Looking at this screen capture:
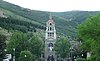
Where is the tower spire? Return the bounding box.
[49,12,52,20]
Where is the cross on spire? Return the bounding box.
[49,12,52,20]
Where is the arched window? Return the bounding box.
[50,27,52,30]
[48,33,50,37]
[48,43,53,47]
[48,27,49,30]
[50,23,52,25]
[47,55,54,61]
[52,33,54,37]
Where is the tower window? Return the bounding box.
[48,43,53,47]
[50,23,52,25]
[48,33,50,37]
[52,33,54,37]
[50,33,52,37]
[50,27,52,30]
[48,27,49,30]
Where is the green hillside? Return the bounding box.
[0,0,99,36]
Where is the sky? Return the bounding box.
[3,0,100,12]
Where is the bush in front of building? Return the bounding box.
[75,58,86,61]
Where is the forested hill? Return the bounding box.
[0,0,99,36]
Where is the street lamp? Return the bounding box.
[13,48,15,61]
[3,49,7,59]
[24,55,27,61]
[4,49,7,52]
[70,47,74,61]
[25,55,27,58]
[82,54,83,57]
[4,49,7,55]
[74,56,76,61]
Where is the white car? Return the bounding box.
[3,59,9,61]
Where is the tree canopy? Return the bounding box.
[18,51,33,61]
[55,36,71,58]
[6,31,44,61]
[77,14,100,61]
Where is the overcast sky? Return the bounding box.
[3,0,100,12]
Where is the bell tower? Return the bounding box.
[45,13,56,61]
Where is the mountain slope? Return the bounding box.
[0,0,99,36]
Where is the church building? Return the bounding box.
[45,14,56,61]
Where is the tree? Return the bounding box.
[54,36,71,59]
[77,14,100,61]
[75,58,86,61]
[6,31,29,61]
[18,51,33,61]
[6,31,44,60]
[29,32,44,59]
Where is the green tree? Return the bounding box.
[76,58,86,61]
[77,14,100,61]
[55,36,71,59]
[6,31,44,60]
[18,51,33,61]
[6,31,29,61]
[0,34,6,60]
[29,32,44,59]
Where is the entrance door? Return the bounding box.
[47,55,55,61]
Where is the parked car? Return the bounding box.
[3,59,9,61]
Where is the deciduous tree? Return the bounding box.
[77,14,100,61]
[55,36,71,59]
[19,51,33,61]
